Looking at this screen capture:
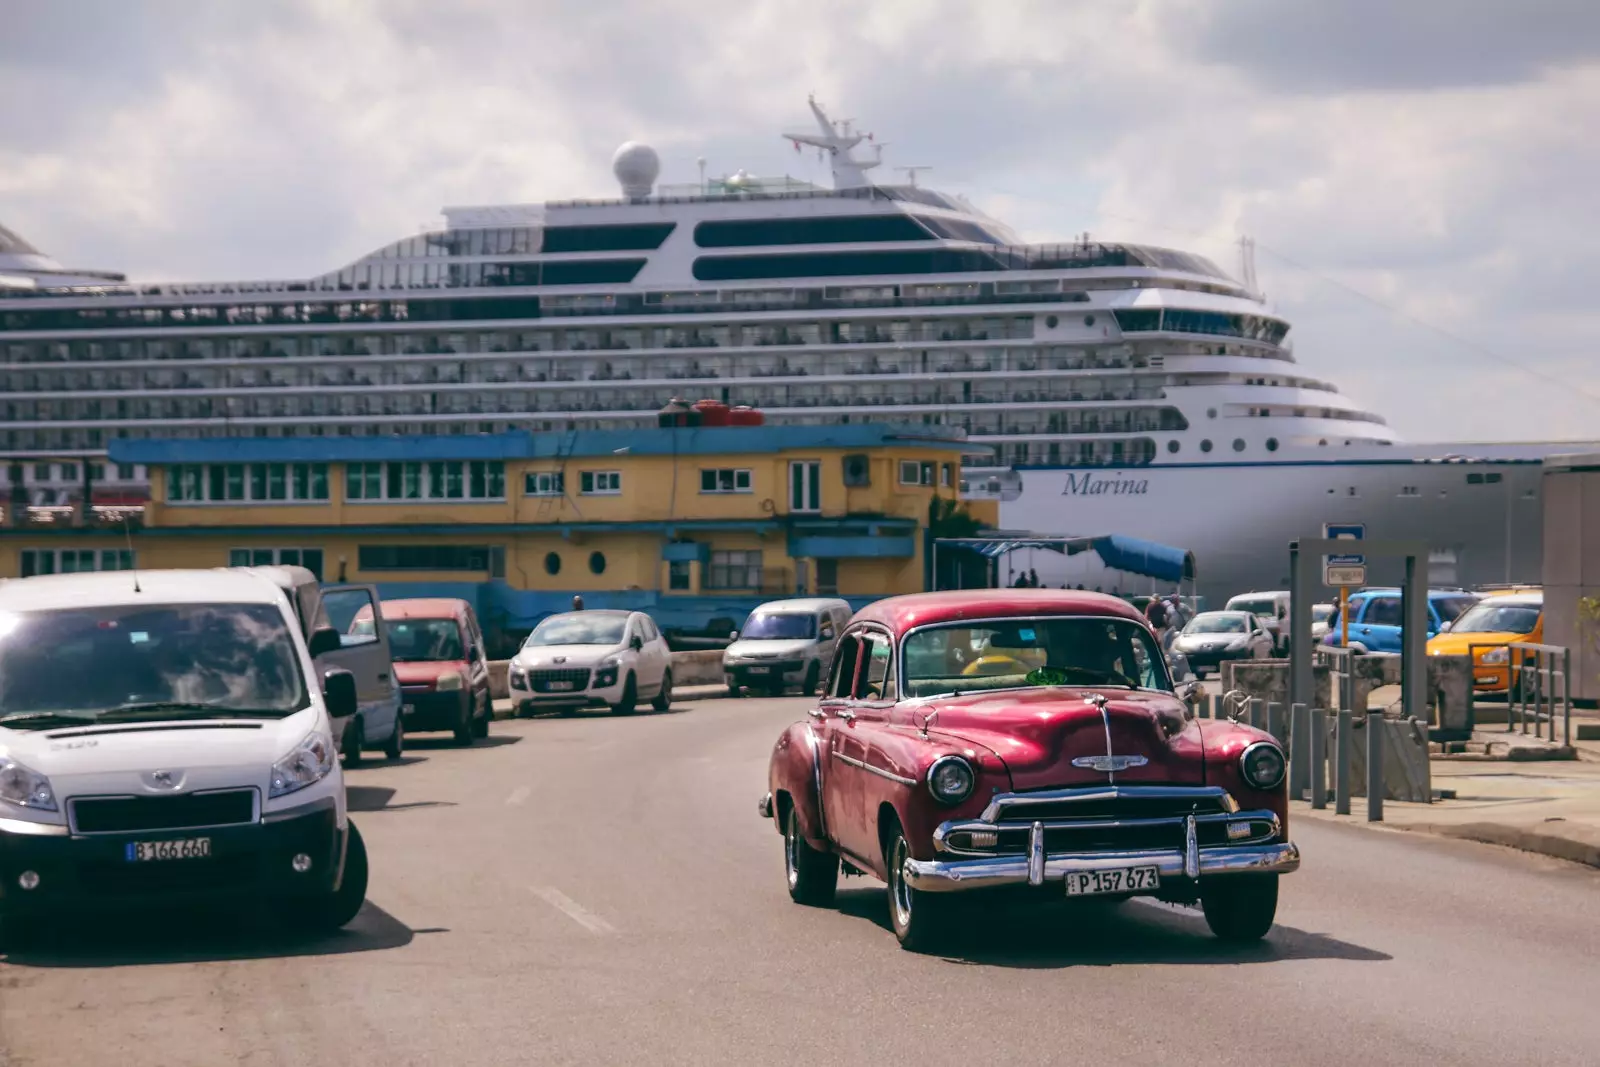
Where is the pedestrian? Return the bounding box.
[1027,568,1039,588]
[1144,594,1170,636]
[572,595,584,611]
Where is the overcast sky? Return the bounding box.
[3,0,1598,443]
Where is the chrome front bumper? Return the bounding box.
[904,839,1300,893]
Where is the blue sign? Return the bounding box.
[1323,523,1365,565]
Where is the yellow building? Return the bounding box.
[0,424,992,638]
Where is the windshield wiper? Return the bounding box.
[96,702,288,723]
[0,711,100,730]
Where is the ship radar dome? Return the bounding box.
[612,142,660,199]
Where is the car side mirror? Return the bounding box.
[308,625,343,659]
[1439,620,1453,633]
[631,635,644,651]
[1174,679,1201,708]
[728,630,739,641]
[467,644,480,662]
[323,668,358,720]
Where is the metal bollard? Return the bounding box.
[1289,702,1309,799]
[1309,708,1327,810]
[1366,711,1384,822]
[1335,709,1352,815]
[1266,701,1282,745]
[1204,692,1216,720]
[1249,697,1264,731]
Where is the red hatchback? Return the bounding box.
[355,598,493,745]
[759,589,1299,951]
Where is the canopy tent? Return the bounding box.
[933,533,1196,585]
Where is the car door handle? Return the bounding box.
[837,710,856,723]
[807,708,826,720]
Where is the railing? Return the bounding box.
[1468,641,1572,747]
[1311,644,1358,713]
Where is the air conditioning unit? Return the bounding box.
[842,454,871,487]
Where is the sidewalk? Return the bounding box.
[490,683,730,719]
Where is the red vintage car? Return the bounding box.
[759,589,1299,950]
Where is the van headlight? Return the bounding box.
[1481,647,1509,664]
[0,758,56,812]
[269,731,336,799]
[435,672,463,692]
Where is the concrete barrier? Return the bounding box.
[488,649,726,700]
[1222,654,1474,738]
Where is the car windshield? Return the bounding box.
[1186,613,1248,634]
[385,618,464,662]
[0,602,307,725]
[902,617,1171,698]
[1228,597,1277,616]
[1313,605,1335,623]
[1435,596,1480,624]
[526,613,627,647]
[741,613,815,640]
[1450,602,1540,635]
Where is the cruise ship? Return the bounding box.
[0,99,1584,602]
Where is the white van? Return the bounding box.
[1224,590,1292,654]
[0,569,367,937]
[723,597,853,696]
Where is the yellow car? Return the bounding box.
[1427,592,1543,692]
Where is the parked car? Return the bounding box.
[1428,592,1544,694]
[1322,588,1482,653]
[759,588,1299,951]
[1224,591,1291,653]
[235,566,403,765]
[508,609,672,715]
[352,598,492,746]
[724,597,852,696]
[1171,611,1275,677]
[0,569,368,933]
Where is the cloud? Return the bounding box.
[0,0,1596,442]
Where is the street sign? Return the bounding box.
[1324,563,1366,586]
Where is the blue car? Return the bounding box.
[1322,588,1481,653]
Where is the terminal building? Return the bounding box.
[0,422,991,643]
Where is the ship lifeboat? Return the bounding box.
[692,399,731,427]
[728,406,765,426]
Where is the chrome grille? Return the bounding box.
[528,668,592,692]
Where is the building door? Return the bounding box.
[790,460,821,513]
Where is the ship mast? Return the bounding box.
[782,95,884,190]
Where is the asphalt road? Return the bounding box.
[3,696,1599,1067]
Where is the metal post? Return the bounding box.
[1289,702,1309,799]
[1266,701,1282,745]
[1335,709,1352,815]
[1248,697,1264,731]
[1402,552,1428,722]
[1366,711,1384,822]
[1309,709,1327,809]
[1289,540,1310,712]
[1563,647,1572,747]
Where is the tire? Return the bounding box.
[383,711,404,762]
[612,674,637,715]
[884,816,949,952]
[783,806,838,906]
[726,680,743,698]
[472,691,490,739]
[1201,874,1279,942]
[453,693,474,746]
[651,671,673,712]
[802,661,821,696]
[299,822,369,932]
[342,717,363,768]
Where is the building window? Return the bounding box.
[898,460,935,486]
[117,464,136,481]
[1265,438,1279,452]
[344,461,504,502]
[60,463,78,482]
[525,470,565,497]
[940,463,953,488]
[32,463,48,482]
[228,547,325,579]
[168,463,330,504]
[707,549,762,590]
[357,545,491,571]
[544,551,562,575]
[815,559,839,595]
[668,560,691,590]
[21,548,134,577]
[589,551,607,575]
[700,468,752,494]
[580,470,622,495]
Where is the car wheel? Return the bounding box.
[884,816,948,952]
[342,717,363,768]
[1201,874,1279,942]
[472,691,491,738]
[726,683,742,698]
[783,806,838,906]
[296,822,369,932]
[651,671,673,712]
[453,694,475,746]
[612,674,637,715]
[802,661,821,696]
[383,712,404,762]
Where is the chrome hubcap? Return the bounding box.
[890,837,912,930]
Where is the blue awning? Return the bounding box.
[935,533,1195,583]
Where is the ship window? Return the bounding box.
[1399,486,1420,497]
[1266,438,1278,452]
[1113,309,1161,333]
[692,248,1002,282]
[1232,439,1245,452]
[1200,440,1213,453]
[1207,408,1217,419]
[1166,440,1179,453]
[1485,472,1503,484]
[1466,473,1483,484]
[694,215,933,248]
[540,223,675,253]
[1045,315,1059,328]
[539,259,648,285]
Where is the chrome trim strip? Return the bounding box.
[832,750,918,787]
[933,809,1281,853]
[804,724,828,840]
[904,840,1302,893]
[1096,694,1116,784]
[0,815,69,837]
[980,784,1236,823]
[1027,822,1045,886]
[758,792,774,820]
[1184,814,1199,879]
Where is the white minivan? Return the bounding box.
[723,597,853,696]
[0,569,368,937]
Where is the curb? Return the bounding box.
[1298,805,1600,871]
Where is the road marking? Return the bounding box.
[530,886,616,935]
[505,786,531,807]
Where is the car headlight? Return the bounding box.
[1481,647,1509,664]
[269,731,337,799]
[0,758,57,812]
[927,755,976,805]
[435,672,463,692]
[595,657,620,686]
[1239,741,1286,791]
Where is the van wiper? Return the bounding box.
[97,703,287,722]
[0,711,99,729]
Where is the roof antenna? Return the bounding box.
[122,511,141,594]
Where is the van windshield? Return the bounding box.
[741,613,816,640]
[385,619,465,662]
[0,603,308,727]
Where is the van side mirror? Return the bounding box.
[309,626,343,659]
[323,669,358,720]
